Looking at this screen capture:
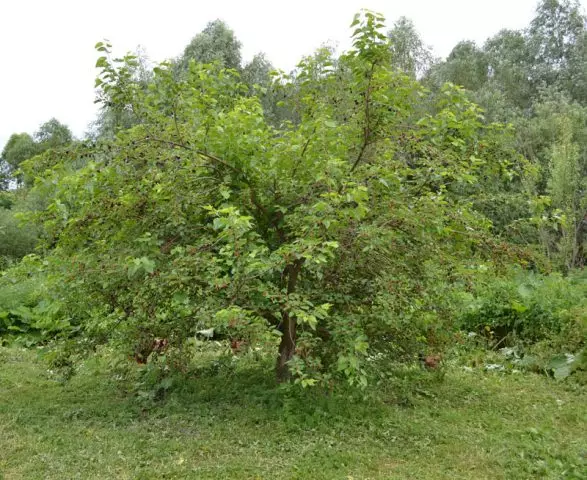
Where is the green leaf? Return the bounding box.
[300,378,317,387]
[197,328,215,339]
[547,354,575,380]
[510,301,528,313]
[95,57,108,68]
[552,365,571,380]
[158,377,174,390]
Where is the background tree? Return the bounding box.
[564,28,587,101]
[426,0,586,111]
[1,133,38,186]
[527,0,586,93]
[426,41,488,91]
[1,119,74,186]
[387,16,435,77]
[518,91,587,268]
[0,201,38,269]
[0,160,9,190]
[421,0,587,260]
[34,118,73,149]
[90,46,154,140]
[241,52,284,124]
[483,29,533,113]
[177,19,242,73]
[242,53,273,87]
[546,117,586,269]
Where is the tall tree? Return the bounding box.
[1,133,38,185]
[484,29,533,111]
[387,16,435,77]
[518,90,587,268]
[242,52,273,87]
[178,20,242,72]
[426,41,488,91]
[528,0,586,75]
[90,46,154,140]
[426,0,587,110]
[565,29,587,101]
[547,117,586,269]
[34,118,73,149]
[242,52,282,123]
[1,119,74,187]
[0,159,11,190]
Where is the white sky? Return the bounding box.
[1,0,585,152]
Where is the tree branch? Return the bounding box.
[350,61,377,174]
[143,137,242,174]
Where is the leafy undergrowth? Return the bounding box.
[0,347,585,480]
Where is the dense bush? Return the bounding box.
[4,6,586,394]
[459,269,587,349]
[0,206,37,270]
[16,13,530,387]
[0,256,70,344]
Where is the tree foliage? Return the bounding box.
[427,0,587,111]
[34,118,73,149]
[387,16,435,77]
[1,133,37,185]
[177,20,242,73]
[426,0,587,269]
[17,11,530,386]
[1,120,73,187]
[2,4,586,390]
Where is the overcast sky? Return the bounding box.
[1,0,585,152]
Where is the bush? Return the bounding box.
[0,256,70,344]
[7,14,534,389]
[459,269,587,349]
[0,197,38,269]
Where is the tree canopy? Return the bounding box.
[178,20,242,72]
[0,119,73,188]
[1,1,586,390]
[10,11,529,386]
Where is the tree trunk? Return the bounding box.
[276,311,297,382]
[572,213,587,268]
[275,258,304,382]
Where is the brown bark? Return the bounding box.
[573,213,587,268]
[276,310,297,382]
[275,258,304,382]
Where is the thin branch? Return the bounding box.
[350,61,377,174]
[143,136,271,226]
[172,101,182,142]
[143,137,242,174]
[291,128,316,179]
[350,141,369,173]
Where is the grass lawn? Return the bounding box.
[0,346,585,479]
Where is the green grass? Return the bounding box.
[0,347,585,479]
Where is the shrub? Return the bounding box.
[459,269,587,349]
[0,195,38,270]
[0,256,70,344]
[16,13,528,388]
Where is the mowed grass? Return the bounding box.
[0,347,585,480]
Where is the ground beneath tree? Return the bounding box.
[0,347,585,479]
